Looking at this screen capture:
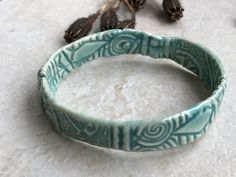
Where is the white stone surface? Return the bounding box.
[56,57,211,120]
[0,0,236,176]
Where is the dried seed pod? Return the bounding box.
[64,13,99,43]
[100,8,119,31]
[163,0,184,22]
[128,0,146,11]
[117,17,136,29]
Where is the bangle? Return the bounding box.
[38,29,227,151]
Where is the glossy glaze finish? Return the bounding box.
[38,29,226,151]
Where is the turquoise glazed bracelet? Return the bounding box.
[38,29,226,151]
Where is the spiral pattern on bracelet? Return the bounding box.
[138,122,172,146]
[108,34,137,56]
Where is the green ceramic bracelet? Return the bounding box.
[38,29,226,151]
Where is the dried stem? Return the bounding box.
[88,0,114,22]
[123,0,135,15]
[113,0,122,11]
[116,0,136,29]
[99,0,114,14]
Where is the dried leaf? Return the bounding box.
[163,0,184,22]
[100,8,119,31]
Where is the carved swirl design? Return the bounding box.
[108,34,138,56]
[38,29,226,151]
[139,122,172,145]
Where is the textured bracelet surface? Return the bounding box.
[38,29,226,152]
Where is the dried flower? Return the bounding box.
[115,0,136,29]
[162,0,184,22]
[117,16,136,29]
[64,13,99,43]
[117,18,136,29]
[100,8,119,31]
[128,0,146,11]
